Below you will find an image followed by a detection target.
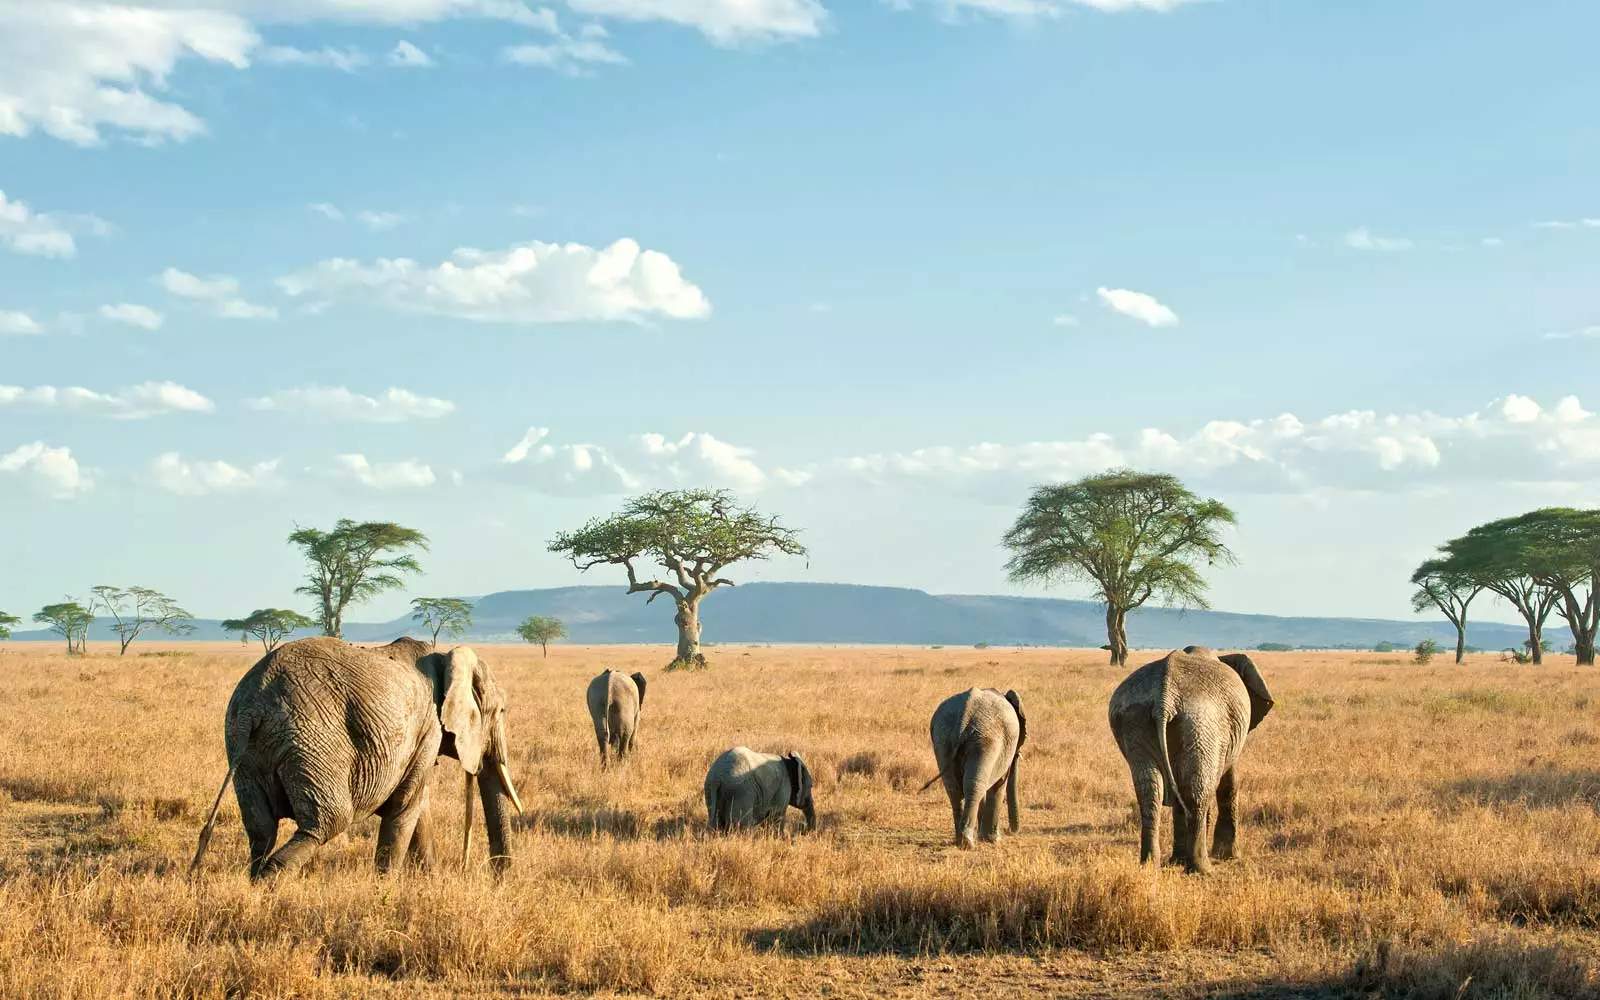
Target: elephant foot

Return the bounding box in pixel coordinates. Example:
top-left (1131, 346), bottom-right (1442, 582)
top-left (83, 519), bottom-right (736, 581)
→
top-left (956, 835), bottom-right (976, 850)
top-left (1211, 843), bottom-right (1236, 862)
top-left (1164, 854), bottom-right (1186, 868)
top-left (1183, 859), bottom-right (1213, 876)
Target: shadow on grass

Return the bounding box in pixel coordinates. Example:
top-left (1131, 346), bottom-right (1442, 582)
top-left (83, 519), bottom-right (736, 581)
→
top-left (1442, 768), bottom-right (1600, 811)
top-left (515, 808), bottom-right (691, 842)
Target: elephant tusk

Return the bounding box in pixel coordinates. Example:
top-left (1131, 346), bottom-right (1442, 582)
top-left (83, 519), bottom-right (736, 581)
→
top-left (496, 760), bottom-right (525, 815)
top-left (462, 770), bottom-right (477, 868)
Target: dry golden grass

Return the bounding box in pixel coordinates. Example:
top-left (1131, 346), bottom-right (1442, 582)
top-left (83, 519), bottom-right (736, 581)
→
top-left (2, 640), bottom-right (1600, 997)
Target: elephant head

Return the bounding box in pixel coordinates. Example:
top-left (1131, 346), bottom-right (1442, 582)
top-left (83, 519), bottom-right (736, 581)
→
top-left (782, 752), bottom-right (817, 833)
top-left (1003, 689), bottom-right (1026, 834)
top-left (417, 646), bottom-right (524, 871)
top-left (1218, 652), bottom-right (1274, 730)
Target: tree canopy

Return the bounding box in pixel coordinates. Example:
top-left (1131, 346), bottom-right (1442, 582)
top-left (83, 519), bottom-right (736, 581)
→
top-left (0, 611), bottom-right (18, 641)
top-left (1002, 469), bottom-right (1237, 665)
top-left (517, 615), bottom-right (567, 657)
top-left (1409, 558), bottom-right (1483, 664)
top-left (549, 489), bottom-right (807, 668)
top-left (33, 601), bottom-right (94, 654)
top-left (289, 519), bottom-right (428, 638)
top-left (411, 597), bottom-right (474, 647)
top-left (89, 585), bottom-right (195, 655)
top-left (221, 609), bottom-right (317, 653)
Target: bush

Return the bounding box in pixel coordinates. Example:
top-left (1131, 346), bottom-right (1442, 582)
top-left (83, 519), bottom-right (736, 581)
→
top-left (973, 642), bottom-right (990, 649)
top-left (1374, 642), bottom-right (1398, 653)
top-left (1414, 640), bottom-right (1440, 665)
top-left (1256, 642), bottom-right (1293, 652)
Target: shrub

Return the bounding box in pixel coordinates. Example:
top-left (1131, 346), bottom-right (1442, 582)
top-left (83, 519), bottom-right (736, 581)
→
top-left (1256, 642), bottom-right (1293, 652)
top-left (1414, 640), bottom-right (1440, 665)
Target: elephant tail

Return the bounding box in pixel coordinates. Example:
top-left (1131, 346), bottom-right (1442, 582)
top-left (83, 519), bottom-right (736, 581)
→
top-left (189, 757), bottom-right (240, 875)
top-left (1154, 700), bottom-right (1191, 817)
top-left (918, 769), bottom-right (946, 793)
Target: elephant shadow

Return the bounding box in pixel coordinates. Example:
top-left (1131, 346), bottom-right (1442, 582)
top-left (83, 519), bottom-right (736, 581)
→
top-left (517, 808), bottom-right (692, 842)
top-left (1441, 768), bottom-right (1600, 812)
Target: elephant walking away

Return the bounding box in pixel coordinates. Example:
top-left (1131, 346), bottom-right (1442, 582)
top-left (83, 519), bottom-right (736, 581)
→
top-left (1108, 645), bottom-right (1274, 874)
top-left (704, 747), bottom-right (816, 834)
top-left (586, 669), bottom-right (647, 769)
top-left (924, 687), bottom-right (1026, 849)
top-left (191, 637), bottom-right (525, 880)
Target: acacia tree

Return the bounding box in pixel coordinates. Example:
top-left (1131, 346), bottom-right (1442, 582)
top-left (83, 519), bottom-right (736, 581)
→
top-left (0, 611), bottom-right (18, 641)
top-left (517, 615), bottom-right (567, 657)
top-left (411, 597), bottom-right (474, 647)
top-left (1438, 513), bottom-right (1577, 666)
top-left (289, 519), bottom-right (428, 638)
top-left (1410, 559), bottom-right (1483, 665)
top-left (1002, 469), bottom-right (1237, 666)
top-left (89, 585), bottom-right (195, 655)
top-left (221, 609), bottom-right (317, 653)
top-left (34, 601), bottom-right (94, 654)
top-left (549, 489), bottom-right (807, 669)
top-left (1470, 509), bottom-right (1600, 666)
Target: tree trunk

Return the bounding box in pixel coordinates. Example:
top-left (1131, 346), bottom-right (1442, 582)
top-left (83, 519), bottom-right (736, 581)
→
top-left (1577, 632), bottom-right (1597, 667)
top-left (1454, 625), bottom-right (1466, 665)
top-left (1105, 605), bottom-right (1129, 667)
top-left (674, 599), bottom-right (705, 668)
top-left (540, 642), bottom-right (548, 659)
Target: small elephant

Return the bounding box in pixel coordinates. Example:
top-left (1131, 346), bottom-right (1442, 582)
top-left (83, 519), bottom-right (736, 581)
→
top-left (586, 668), bottom-right (648, 769)
top-left (1108, 645), bottom-right (1274, 874)
top-left (924, 687), bottom-right (1026, 849)
top-left (704, 746), bottom-right (816, 834)
top-left (191, 637), bottom-right (524, 880)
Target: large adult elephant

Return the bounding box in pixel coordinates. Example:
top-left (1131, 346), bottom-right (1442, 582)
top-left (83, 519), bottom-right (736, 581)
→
top-left (704, 746), bottom-right (816, 834)
top-left (586, 669), bottom-right (648, 769)
top-left (191, 636), bottom-right (525, 880)
top-left (924, 687), bottom-right (1026, 849)
top-left (1108, 645), bottom-right (1274, 874)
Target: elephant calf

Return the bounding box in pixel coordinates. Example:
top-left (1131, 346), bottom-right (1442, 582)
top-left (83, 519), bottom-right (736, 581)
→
top-left (586, 668), bottom-right (647, 769)
top-left (1109, 645), bottom-right (1274, 874)
top-left (925, 687), bottom-right (1026, 849)
top-left (704, 747), bottom-right (817, 834)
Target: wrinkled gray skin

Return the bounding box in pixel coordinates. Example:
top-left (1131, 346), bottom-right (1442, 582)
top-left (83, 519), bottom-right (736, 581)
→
top-left (586, 669), bottom-right (648, 769)
top-left (1108, 646), bottom-right (1274, 874)
top-left (193, 636), bottom-right (521, 881)
top-left (704, 746), bottom-right (817, 834)
top-left (928, 687), bottom-right (1026, 849)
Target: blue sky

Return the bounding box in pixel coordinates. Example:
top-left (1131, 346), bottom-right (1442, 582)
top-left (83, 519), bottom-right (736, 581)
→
top-left (2, 0), bottom-right (1599, 628)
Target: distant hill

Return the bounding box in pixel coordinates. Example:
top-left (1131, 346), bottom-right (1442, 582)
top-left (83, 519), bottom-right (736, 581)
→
top-left (8, 582), bottom-right (1536, 652)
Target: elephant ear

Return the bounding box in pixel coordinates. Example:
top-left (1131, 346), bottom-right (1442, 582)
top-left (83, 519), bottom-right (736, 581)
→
top-left (1004, 689), bottom-right (1027, 754)
top-left (1219, 652), bottom-right (1274, 730)
top-left (440, 646), bottom-right (485, 775)
top-left (631, 672), bottom-right (648, 709)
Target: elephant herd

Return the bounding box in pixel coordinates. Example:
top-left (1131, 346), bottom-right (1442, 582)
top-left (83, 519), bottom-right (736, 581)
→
top-left (190, 637), bottom-right (1273, 880)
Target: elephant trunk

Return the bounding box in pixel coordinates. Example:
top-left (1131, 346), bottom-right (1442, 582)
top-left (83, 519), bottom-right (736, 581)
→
top-left (478, 761), bottom-right (514, 875)
top-left (801, 800), bottom-right (816, 833)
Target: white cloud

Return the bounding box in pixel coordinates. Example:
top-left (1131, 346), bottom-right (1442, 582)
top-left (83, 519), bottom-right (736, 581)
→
top-left (1481, 237), bottom-right (1505, 247)
top-left (888, 0), bottom-right (1198, 19)
top-left (389, 40), bottom-right (433, 67)
top-left (309, 202), bottom-right (344, 220)
top-left (278, 236), bottom-right (711, 324)
top-left (559, 0), bottom-right (826, 44)
top-left (1051, 313), bottom-right (1079, 327)
top-left (356, 210), bottom-right (406, 231)
top-left (499, 426), bottom-right (801, 495)
top-left (1535, 219), bottom-right (1600, 231)
top-left (1543, 326), bottom-right (1600, 342)
top-left (151, 452), bottom-right (280, 495)
top-left (1096, 287), bottom-right (1178, 327)
top-left (1343, 227), bottom-right (1413, 252)
top-left (826, 394), bottom-right (1600, 496)
top-left (334, 454), bottom-right (437, 490)
top-left (0, 310), bottom-right (43, 335)
top-left (0, 441), bottom-right (91, 497)
top-left (244, 385), bottom-right (456, 422)
top-left (504, 35), bottom-right (628, 73)
top-left (0, 381), bottom-right (214, 419)
top-left (98, 303), bottom-right (165, 330)
top-left (0, 189), bottom-right (99, 258)
top-left (259, 45), bottom-right (369, 71)
top-left (158, 267), bottom-right (277, 320)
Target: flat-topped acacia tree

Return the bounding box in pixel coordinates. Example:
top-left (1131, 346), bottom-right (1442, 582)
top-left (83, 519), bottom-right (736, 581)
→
top-left (549, 489), bottom-right (806, 669)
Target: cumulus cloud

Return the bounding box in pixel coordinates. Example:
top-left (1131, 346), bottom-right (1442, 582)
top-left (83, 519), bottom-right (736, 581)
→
top-left (0, 189), bottom-right (101, 257)
top-left (334, 454), bottom-right (437, 490)
top-left (504, 34), bottom-right (627, 73)
top-left (1096, 287), bottom-right (1178, 327)
top-left (887, 0), bottom-right (1197, 19)
top-left (825, 394), bottom-right (1600, 496)
top-left (500, 426), bottom-right (801, 495)
top-left (389, 40), bottom-right (433, 67)
top-left (244, 385), bottom-right (456, 422)
top-left (98, 303), bottom-right (164, 330)
top-left (158, 267), bottom-right (277, 320)
top-left (151, 452), bottom-right (280, 495)
top-left (0, 381), bottom-right (214, 419)
top-left (1343, 227), bottom-right (1414, 252)
top-left (0, 310), bottom-right (43, 335)
top-left (259, 45), bottom-right (369, 71)
top-left (0, 442), bottom-right (91, 497)
top-left (560, 0), bottom-right (826, 44)
top-left (278, 237), bottom-right (711, 324)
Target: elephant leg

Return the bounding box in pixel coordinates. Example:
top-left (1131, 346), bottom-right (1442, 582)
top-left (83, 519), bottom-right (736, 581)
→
top-left (407, 795), bottom-right (437, 871)
top-left (1131, 762), bottom-right (1162, 866)
top-left (1211, 766), bottom-right (1237, 861)
top-left (1182, 795), bottom-right (1213, 875)
top-left (978, 781), bottom-right (1001, 843)
top-left (253, 829), bottom-right (326, 882)
top-left (957, 753), bottom-right (984, 850)
top-left (594, 720), bottom-right (610, 770)
top-left (235, 775), bottom-right (280, 878)
top-left (1167, 805), bottom-right (1189, 868)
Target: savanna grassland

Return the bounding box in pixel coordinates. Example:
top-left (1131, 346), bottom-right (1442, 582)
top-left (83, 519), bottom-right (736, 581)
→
top-left (3, 642), bottom-right (1600, 999)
